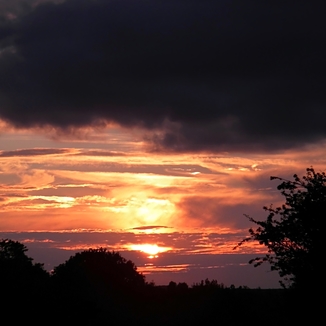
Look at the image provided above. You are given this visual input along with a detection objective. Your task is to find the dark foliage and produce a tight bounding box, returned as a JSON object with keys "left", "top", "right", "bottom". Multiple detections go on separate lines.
{"left": 236, "top": 167, "right": 324, "bottom": 289}
{"left": 50, "top": 248, "right": 145, "bottom": 322}
{"left": 0, "top": 238, "right": 50, "bottom": 320}
{"left": 0, "top": 238, "right": 49, "bottom": 288}
{"left": 52, "top": 248, "right": 145, "bottom": 293}
{"left": 1, "top": 238, "right": 319, "bottom": 325}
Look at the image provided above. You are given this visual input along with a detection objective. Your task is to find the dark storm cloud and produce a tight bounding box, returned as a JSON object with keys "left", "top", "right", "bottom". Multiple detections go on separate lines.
{"left": 0, "top": 0, "right": 325, "bottom": 152}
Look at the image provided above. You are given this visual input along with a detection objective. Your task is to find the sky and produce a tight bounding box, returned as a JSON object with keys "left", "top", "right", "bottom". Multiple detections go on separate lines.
{"left": 0, "top": 0, "right": 326, "bottom": 288}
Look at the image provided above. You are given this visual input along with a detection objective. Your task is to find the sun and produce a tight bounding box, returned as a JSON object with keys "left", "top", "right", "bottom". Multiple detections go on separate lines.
{"left": 129, "top": 243, "right": 172, "bottom": 258}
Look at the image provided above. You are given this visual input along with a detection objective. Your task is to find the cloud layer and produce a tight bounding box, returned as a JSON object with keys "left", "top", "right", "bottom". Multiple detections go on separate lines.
{"left": 1, "top": 0, "right": 325, "bottom": 151}
{"left": 0, "top": 230, "right": 280, "bottom": 287}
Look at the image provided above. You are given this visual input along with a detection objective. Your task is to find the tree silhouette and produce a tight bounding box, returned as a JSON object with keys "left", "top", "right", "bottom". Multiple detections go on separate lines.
{"left": 236, "top": 167, "right": 324, "bottom": 289}
{"left": 52, "top": 248, "right": 145, "bottom": 297}
{"left": 50, "top": 248, "right": 147, "bottom": 324}
{"left": 0, "top": 238, "right": 49, "bottom": 287}
{"left": 0, "top": 238, "right": 49, "bottom": 317}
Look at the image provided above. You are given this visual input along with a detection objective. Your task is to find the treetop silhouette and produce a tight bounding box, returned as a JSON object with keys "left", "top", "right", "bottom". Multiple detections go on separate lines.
{"left": 0, "top": 238, "right": 49, "bottom": 295}
{"left": 236, "top": 167, "right": 324, "bottom": 289}
{"left": 52, "top": 248, "right": 145, "bottom": 297}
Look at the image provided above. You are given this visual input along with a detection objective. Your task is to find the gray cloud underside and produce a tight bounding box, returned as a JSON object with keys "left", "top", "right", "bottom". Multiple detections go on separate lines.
{"left": 0, "top": 0, "right": 325, "bottom": 152}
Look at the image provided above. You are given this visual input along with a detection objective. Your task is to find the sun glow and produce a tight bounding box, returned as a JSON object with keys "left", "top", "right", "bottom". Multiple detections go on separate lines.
{"left": 129, "top": 243, "right": 172, "bottom": 258}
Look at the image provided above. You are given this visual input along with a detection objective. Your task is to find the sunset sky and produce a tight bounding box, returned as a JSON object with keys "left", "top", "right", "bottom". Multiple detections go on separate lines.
{"left": 1, "top": 0, "right": 326, "bottom": 288}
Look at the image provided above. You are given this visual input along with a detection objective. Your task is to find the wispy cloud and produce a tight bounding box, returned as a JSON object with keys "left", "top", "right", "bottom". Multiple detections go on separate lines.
{"left": 0, "top": 148, "right": 71, "bottom": 157}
